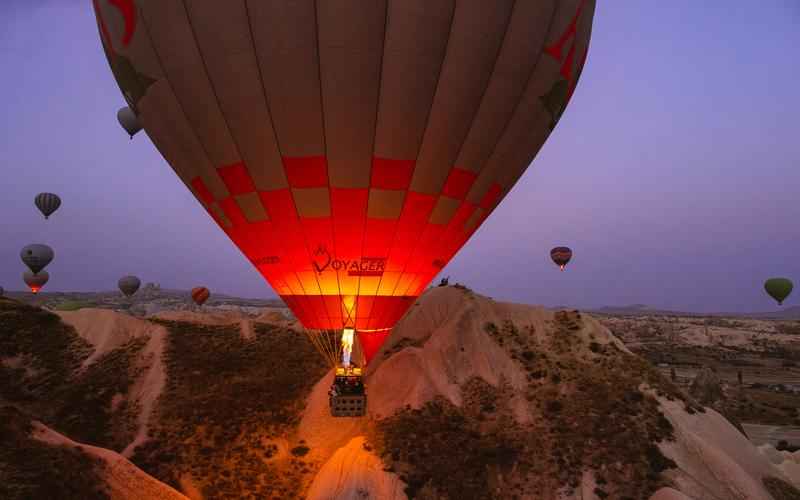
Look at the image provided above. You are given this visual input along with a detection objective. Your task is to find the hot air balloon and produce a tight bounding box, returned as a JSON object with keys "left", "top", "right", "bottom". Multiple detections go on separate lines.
{"left": 23, "top": 270, "right": 49, "bottom": 294}
{"left": 0, "top": 286, "right": 4, "bottom": 297}
{"left": 93, "top": 1, "right": 595, "bottom": 375}
{"left": 117, "top": 106, "right": 142, "bottom": 138}
{"left": 20, "top": 244, "right": 54, "bottom": 275}
{"left": 35, "top": 193, "right": 61, "bottom": 219}
{"left": 118, "top": 275, "right": 141, "bottom": 297}
{"left": 765, "top": 278, "right": 793, "bottom": 306}
{"left": 550, "top": 246, "right": 573, "bottom": 271}
{"left": 191, "top": 287, "right": 210, "bottom": 307}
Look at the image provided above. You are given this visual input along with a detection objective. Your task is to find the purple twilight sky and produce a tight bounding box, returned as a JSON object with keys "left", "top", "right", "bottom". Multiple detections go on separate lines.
{"left": 1, "top": 2, "right": 798, "bottom": 312}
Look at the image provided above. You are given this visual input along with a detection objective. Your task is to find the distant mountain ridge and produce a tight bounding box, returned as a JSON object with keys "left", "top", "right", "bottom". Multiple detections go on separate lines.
{"left": 589, "top": 304, "right": 800, "bottom": 320}
{"left": 3, "top": 289, "right": 285, "bottom": 307}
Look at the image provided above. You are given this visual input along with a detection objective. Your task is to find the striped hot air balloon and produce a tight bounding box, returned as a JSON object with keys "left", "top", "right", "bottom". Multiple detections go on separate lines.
{"left": 35, "top": 193, "right": 61, "bottom": 219}
{"left": 191, "top": 286, "right": 210, "bottom": 306}
{"left": 93, "top": 0, "right": 596, "bottom": 366}
{"left": 550, "top": 246, "right": 572, "bottom": 271}
{"left": 23, "top": 270, "right": 49, "bottom": 294}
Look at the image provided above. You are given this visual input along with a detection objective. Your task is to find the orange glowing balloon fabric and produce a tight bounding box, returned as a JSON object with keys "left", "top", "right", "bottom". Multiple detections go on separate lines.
{"left": 93, "top": 0, "right": 595, "bottom": 364}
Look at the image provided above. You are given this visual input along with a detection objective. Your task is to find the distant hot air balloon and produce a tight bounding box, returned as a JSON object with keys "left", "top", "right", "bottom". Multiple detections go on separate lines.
{"left": 23, "top": 270, "right": 49, "bottom": 294}
{"left": 764, "top": 278, "right": 793, "bottom": 306}
{"left": 20, "top": 244, "right": 54, "bottom": 275}
{"left": 35, "top": 193, "right": 61, "bottom": 219}
{"left": 93, "top": 1, "right": 596, "bottom": 369}
{"left": 0, "top": 286, "right": 4, "bottom": 297}
{"left": 117, "top": 106, "right": 142, "bottom": 138}
{"left": 118, "top": 275, "right": 141, "bottom": 297}
{"left": 550, "top": 246, "right": 573, "bottom": 271}
{"left": 191, "top": 287, "right": 210, "bottom": 307}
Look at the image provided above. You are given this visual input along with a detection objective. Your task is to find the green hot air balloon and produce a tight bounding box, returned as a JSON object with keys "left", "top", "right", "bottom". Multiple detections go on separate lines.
{"left": 764, "top": 278, "right": 793, "bottom": 306}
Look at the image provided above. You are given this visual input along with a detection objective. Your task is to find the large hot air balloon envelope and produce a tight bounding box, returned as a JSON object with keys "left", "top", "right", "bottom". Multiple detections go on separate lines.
{"left": 20, "top": 244, "right": 54, "bottom": 275}
{"left": 93, "top": 0, "right": 596, "bottom": 365}
{"left": 117, "top": 106, "right": 142, "bottom": 138}
{"left": 191, "top": 287, "right": 210, "bottom": 306}
{"left": 764, "top": 278, "right": 793, "bottom": 306}
{"left": 550, "top": 246, "right": 573, "bottom": 271}
{"left": 23, "top": 270, "right": 49, "bottom": 294}
{"left": 35, "top": 193, "right": 61, "bottom": 219}
{"left": 118, "top": 275, "right": 141, "bottom": 297}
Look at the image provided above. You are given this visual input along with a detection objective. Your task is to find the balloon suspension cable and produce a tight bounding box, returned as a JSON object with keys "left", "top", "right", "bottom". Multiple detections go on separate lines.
{"left": 302, "top": 328, "right": 342, "bottom": 368}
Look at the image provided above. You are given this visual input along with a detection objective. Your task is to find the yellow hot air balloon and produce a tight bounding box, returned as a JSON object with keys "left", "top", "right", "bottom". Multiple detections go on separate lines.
{"left": 93, "top": 1, "right": 595, "bottom": 371}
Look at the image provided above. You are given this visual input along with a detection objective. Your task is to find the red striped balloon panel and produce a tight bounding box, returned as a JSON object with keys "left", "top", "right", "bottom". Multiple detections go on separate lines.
{"left": 191, "top": 287, "right": 210, "bottom": 306}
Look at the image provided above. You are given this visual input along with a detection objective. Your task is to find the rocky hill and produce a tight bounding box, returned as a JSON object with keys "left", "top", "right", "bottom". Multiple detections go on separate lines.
{"left": 1, "top": 289, "right": 798, "bottom": 499}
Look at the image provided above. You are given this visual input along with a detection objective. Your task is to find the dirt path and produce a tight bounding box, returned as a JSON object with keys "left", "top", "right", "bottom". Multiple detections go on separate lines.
{"left": 122, "top": 324, "right": 168, "bottom": 457}
{"left": 239, "top": 319, "right": 254, "bottom": 340}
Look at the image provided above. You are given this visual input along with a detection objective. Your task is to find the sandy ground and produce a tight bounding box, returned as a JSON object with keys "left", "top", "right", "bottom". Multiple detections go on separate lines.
{"left": 32, "top": 421, "right": 187, "bottom": 500}
{"left": 297, "top": 370, "right": 369, "bottom": 463}
{"left": 305, "top": 436, "right": 405, "bottom": 500}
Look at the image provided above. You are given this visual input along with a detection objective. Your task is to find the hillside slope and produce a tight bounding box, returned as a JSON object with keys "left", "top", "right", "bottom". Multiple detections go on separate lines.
{"left": 2, "top": 290, "right": 799, "bottom": 500}
{"left": 356, "top": 287, "right": 799, "bottom": 499}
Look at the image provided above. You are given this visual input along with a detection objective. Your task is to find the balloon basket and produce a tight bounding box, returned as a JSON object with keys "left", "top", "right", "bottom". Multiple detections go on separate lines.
{"left": 329, "top": 366, "right": 366, "bottom": 417}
